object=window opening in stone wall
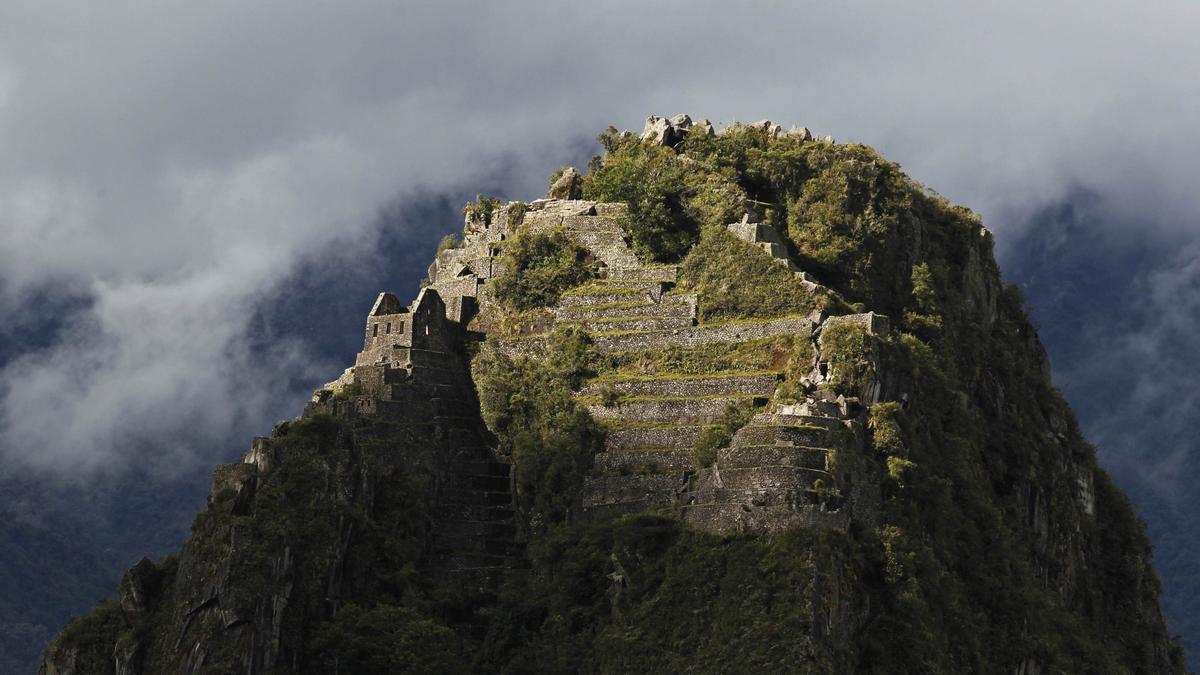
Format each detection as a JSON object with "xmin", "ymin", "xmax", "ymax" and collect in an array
[
  {"xmin": 372, "ymin": 324, "xmax": 378, "ymax": 337},
  {"xmin": 386, "ymin": 322, "xmax": 391, "ymax": 334}
]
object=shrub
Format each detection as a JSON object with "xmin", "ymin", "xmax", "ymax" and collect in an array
[
  {"xmin": 692, "ymin": 402, "xmax": 754, "ymax": 468},
  {"xmin": 462, "ymin": 194, "xmax": 502, "ymax": 226},
  {"xmin": 51, "ymin": 599, "xmax": 126, "ymax": 674},
  {"xmin": 819, "ymin": 321, "xmax": 877, "ymax": 395},
  {"xmin": 583, "ymin": 132, "xmax": 699, "ymax": 261},
  {"xmin": 472, "ymin": 328, "xmax": 603, "ymax": 531},
  {"xmin": 507, "ymin": 200, "xmax": 528, "ymax": 228},
  {"xmin": 435, "ymin": 233, "xmax": 462, "ymax": 255},
  {"xmin": 491, "ymin": 230, "xmax": 595, "ymax": 310},
  {"xmin": 311, "ymin": 604, "xmax": 463, "ymax": 675},
  {"xmin": 680, "ymin": 223, "xmax": 838, "ymax": 321},
  {"xmin": 868, "ymin": 401, "xmax": 905, "ymax": 456}
]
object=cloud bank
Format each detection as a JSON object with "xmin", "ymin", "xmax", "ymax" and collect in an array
[{"xmin": 2, "ymin": 1, "xmax": 1199, "ymax": 482}]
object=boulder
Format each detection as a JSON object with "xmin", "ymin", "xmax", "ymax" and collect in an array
[
  {"xmin": 751, "ymin": 119, "xmax": 785, "ymax": 137},
  {"xmin": 548, "ymin": 166, "xmax": 583, "ymax": 199},
  {"xmin": 640, "ymin": 114, "xmax": 694, "ymax": 147},
  {"xmin": 787, "ymin": 126, "xmax": 813, "ymax": 141}
]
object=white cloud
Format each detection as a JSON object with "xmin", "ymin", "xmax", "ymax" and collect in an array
[{"xmin": 2, "ymin": 1, "xmax": 1200, "ymax": 474}]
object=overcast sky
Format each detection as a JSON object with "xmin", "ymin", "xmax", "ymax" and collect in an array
[
  {"xmin": 1, "ymin": 1, "xmax": 1198, "ymax": 484},
  {"xmin": 3, "ymin": 0, "xmax": 1200, "ymax": 663}
]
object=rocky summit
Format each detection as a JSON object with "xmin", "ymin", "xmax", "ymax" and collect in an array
[{"xmin": 41, "ymin": 116, "xmax": 1186, "ymax": 674}]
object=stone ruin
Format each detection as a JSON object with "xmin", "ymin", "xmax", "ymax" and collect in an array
[{"xmin": 239, "ymin": 120, "xmax": 900, "ymax": 543}]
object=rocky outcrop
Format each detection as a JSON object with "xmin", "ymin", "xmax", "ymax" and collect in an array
[{"xmin": 42, "ymin": 116, "xmax": 1185, "ymax": 674}]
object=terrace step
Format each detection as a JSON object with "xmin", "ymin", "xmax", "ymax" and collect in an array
[
  {"xmin": 569, "ymin": 316, "xmax": 696, "ymax": 333},
  {"xmin": 718, "ymin": 445, "xmax": 832, "ymax": 471},
  {"xmin": 581, "ymin": 473, "xmax": 685, "ymax": 509},
  {"xmin": 605, "ymin": 266, "xmax": 679, "ymax": 282},
  {"xmin": 592, "ymin": 279, "xmax": 671, "ymax": 292},
  {"xmin": 594, "ymin": 448, "xmax": 695, "ymax": 474},
  {"xmin": 603, "ymin": 425, "xmax": 708, "ymax": 451},
  {"xmin": 585, "ymin": 395, "xmax": 761, "ymax": 424},
  {"xmin": 749, "ymin": 412, "xmax": 846, "ymax": 431},
  {"xmin": 557, "ymin": 290, "xmax": 654, "ymax": 307},
  {"xmin": 553, "ymin": 301, "xmax": 696, "ymax": 321},
  {"xmin": 710, "ymin": 465, "xmax": 833, "ymax": 491},
  {"xmin": 731, "ymin": 424, "xmax": 845, "ymax": 449},
  {"xmin": 580, "ymin": 373, "xmax": 779, "ymax": 398},
  {"xmin": 561, "ymin": 214, "xmax": 623, "ymax": 233}
]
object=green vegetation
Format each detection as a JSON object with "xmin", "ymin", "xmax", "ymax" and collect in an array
[
  {"xmin": 692, "ymin": 402, "xmax": 755, "ymax": 468},
  {"xmin": 311, "ymin": 604, "xmax": 463, "ymax": 674},
  {"xmin": 507, "ymin": 201, "xmax": 528, "ymax": 228},
  {"xmin": 462, "ymin": 194, "xmax": 502, "ymax": 226},
  {"xmin": 45, "ymin": 119, "xmax": 1186, "ymax": 674},
  {"xmin": 50, "ymin": 599, "xmax": 125, "ymax": 674},
  {"xmin": 473, "ymin": 327, "xmax": 604, "ymax": 531},
  {"xmin": 583, "ymin": 134, "xmax": 699, "ymax": 261},
  {"xmin": 436, "ymin": 232, "xmax": 463, "ymax": 255},
  {"xmin": 819, "ymin": 321, "xmax": 879, "ymax": 395},
  {"xmin": 680, "ymin": 223, "xmax": 839, "ymax": 320},
  {"xmin": 487, "ymin": 517, "xmax": 860, "ymax": 673},
  {"xmin": 491, "ymin": 230, "xmax": 596, "ymax": 310},
  {"xmin": 606, "ymin": 335, "xmax": 802, "ymax": 376}
]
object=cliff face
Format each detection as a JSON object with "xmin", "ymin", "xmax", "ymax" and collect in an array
[{"xmin": 42, "ymin": 116, "xmax": 1185, "ymax": 674}]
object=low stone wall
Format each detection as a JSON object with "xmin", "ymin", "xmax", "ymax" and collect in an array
[
  {"xmin": 719, "ymin": 445, "xmax": 831, "ymax": 470},
  {"xmin": 561, "ymin": 214, "xmax": 621, "ymax": 232},
  {"xmin": 750, "ymin": 412, "xmax": 845, "ymax": 430},
  {"xmin": 498, "ymin": 315, "xmax": 812, "ymax": 358},
  {"xmin": 680, "ymin": 500, "xmax": 849, "ymax": 534},
  {"xmin": 581, "ymin": 373, "xmax": 778, "ymax": 398},
  {"xmin": 820, "ymin": 311, "xmax": 890, "ymax": 337},
  {"xmin": 731, "ymin": 424, "xmax": 843, "ymax": 449},
  {"xmin": 593, "ymin": 316, "xmax": 812, "ymax": 353},
  {"xmin": 594, "ymin": 448, "xmax": 695, "ymax": 474},
  {"xmin": 603, "ymin": 425, "xmax": 707, "ymax": 451},
  {"xmin": 553, "ymin": 301, "xmax": 695, "ymax": 321},
  {"xmin": 581, "ymin": 473, "xmax": 682, "ymax": 509},
  {"xmin": 715, "ymin": 465, "xmax": 831, "ymax": 491},
  {"xmin": 557, "ymin": 291, "xmax": 654, "ymax": 308},
  {"xmin": 606, "ymin": 266, "xmax": 678, "ymax": 282},
  {"xmin": 570, "ymin": 316, "xmax": 695, "ymax": 333},
  {"xmin": 586, "ymin": 396, "xmax": 756, "ymax": 424}
]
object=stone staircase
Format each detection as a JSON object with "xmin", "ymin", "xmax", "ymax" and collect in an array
[
  {"xmin": 726, "ymin": 218, "xmax": 821, "ymax": 291},
  {"xmin": 419, "ymin": 196, "xmax": 885, "ymax": 534}
]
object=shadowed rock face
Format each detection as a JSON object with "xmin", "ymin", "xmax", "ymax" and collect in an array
[{"xmin": 40, "ymin": 118, "xmax": 1186, "ymax": 674}]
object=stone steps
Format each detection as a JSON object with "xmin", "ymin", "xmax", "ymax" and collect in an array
[
  {"xmin": 603, "ymin": 425, "xmax": 708, "ymax": 451},
  {"xmin": 585, "ymin": 395, "xmax": 761, "ymax": 424},
  {"xmin": 594, "ymin": 448, "xmax": 695, "ymax": 474},
  {"xmin": 580, "ymin": 373, "xmax": 779, "ymax": 398},
  {"xmin": 561, "ymin": 215, "xmax": 623, "ymax": 233},
  {"xmin": 568, "ymin": 315, "xmax": 696, "ymax": 333},
  {"xmin": 726, "ymin": 221, "xmax": 822, "ymax": 290},
  {"xmin": 553, "ymin": 300, "xmax": 696, "ymax": 321}
]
